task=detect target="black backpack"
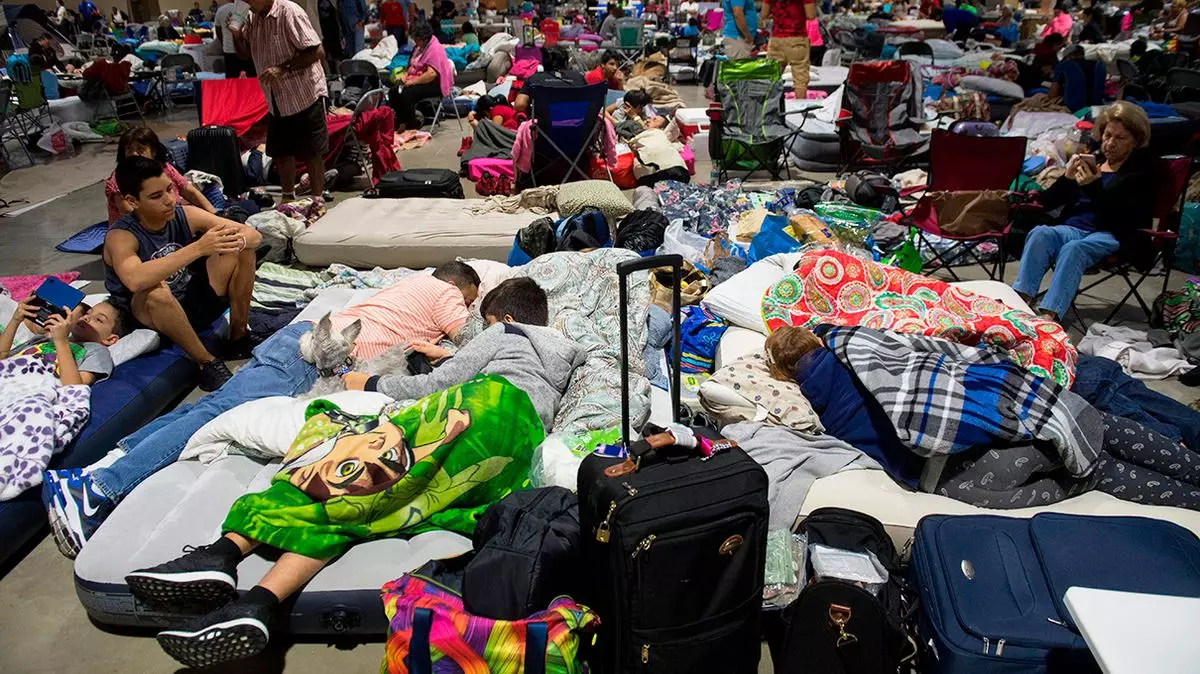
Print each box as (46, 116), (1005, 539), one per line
(845, 171), (900, 214)
(462, 487), (582, 621)
(614, 209), (669, 253)
(777, 508), (916, 674)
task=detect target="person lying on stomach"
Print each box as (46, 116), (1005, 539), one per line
(1, 299), (127, 386)
(343, 276), (585, 430)
(42, 262), (481, 559)
(103, 155), (262, 392)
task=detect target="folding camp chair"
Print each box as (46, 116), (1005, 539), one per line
(709, 58), (801, 181)
(614, 16), (645, 67)
(1070, 155), (1195, 326)
(0, 80), (34, 166)
(837, 60), (929, 174)
(905, 129), (1027, 281)
(668, 36), (698, 83)
(521, 81), (610, 186)
(336, 59), (382, 108)
(332, 88), (386, 188)
(158, 53), (197, 113)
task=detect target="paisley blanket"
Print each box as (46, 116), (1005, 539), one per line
(221, 375), (544, 559)
(761, 250), (1078, 387)
(0, 356), (91, 499)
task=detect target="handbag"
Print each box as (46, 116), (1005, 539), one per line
(381, 572), (599, 674)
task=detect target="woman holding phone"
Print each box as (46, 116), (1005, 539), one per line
(1012, 101), (1155, 322)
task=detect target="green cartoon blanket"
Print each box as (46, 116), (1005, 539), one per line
(222, 375), (544, 559)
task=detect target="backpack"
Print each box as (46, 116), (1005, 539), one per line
(508, 217), (558, 265)
(844, 171), (900, 214)
(776, 508), (917, 674)
(554, 209), (611, 252)
(465, 487), (582, 621)
(381, 572), (598, 674)
(613, 209), (669, 254)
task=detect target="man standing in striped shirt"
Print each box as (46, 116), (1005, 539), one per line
(228, 0), (329, 203)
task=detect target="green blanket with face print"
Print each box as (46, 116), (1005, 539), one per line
(222, 375), (544, 559)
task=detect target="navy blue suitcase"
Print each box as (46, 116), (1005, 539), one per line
(911, 513), (1200, 674)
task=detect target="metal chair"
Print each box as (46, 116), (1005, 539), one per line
(332, 88), (386, 188)
(0, 80), (34, 166)
(158, 53), (198, 112)
(337, 59), (382, 108)
(614, 16), (645, 67)
(419, 91), (463, 135)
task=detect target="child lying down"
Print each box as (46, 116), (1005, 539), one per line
(125, 277), (583, 669)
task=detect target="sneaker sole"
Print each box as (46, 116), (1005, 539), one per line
(44, 475), (83, 559)
(47, 507), (82, 559)
(126, 571), (237, 613)
(157, 617), (269, 669)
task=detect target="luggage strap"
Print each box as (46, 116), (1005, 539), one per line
(410, 607), (548, 673)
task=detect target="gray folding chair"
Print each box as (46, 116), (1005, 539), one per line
(158, 53), (198, 112)
(334, 88), (386, 187)
(419, 91), (463, 135)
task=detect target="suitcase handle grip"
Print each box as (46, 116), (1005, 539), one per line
(616, 254), (682, 449)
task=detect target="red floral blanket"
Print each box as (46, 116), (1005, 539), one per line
(761, 250), (1078, 387)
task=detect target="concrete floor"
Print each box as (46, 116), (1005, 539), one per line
(0, 90), (1195, 673)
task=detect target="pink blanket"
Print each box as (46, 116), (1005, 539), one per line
(1, 272), (81, 301)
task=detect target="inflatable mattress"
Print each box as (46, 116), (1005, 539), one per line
(784, 95), (841, 172)
(0, 346), (196, 567)
(293, 197), (553, 270)
(713, 279), (1200, 549)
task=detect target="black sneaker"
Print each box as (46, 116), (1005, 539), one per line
(157, 598), (273, 669)
(197, 359), (233, 392)
(125, 543), (239, 613)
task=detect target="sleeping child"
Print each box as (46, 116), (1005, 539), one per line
(467, 94), (522, 131)
(766, 324), (1200, 513)
(125, 277), (583, 670)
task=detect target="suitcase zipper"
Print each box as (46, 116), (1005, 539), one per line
(631, 535), (656, 559)
(596, 501), (618, 542)
(641, 643), (650, 664)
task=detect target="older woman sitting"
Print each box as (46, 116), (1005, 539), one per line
(388, 20), (454, 131)
(1012, 101), (1155, 322)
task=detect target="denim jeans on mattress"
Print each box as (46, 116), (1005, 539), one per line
(1071, 355), (1200, 450)
(89, 321), (317, 502)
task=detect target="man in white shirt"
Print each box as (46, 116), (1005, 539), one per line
(214, 0), (256, 77)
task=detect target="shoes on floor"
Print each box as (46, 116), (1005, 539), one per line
(198, 359), (234, 392)
(126, 543), (240, 613)
(157, 598), (273, 669)
(42, 468), (113, 559)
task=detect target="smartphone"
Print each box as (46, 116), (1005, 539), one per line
(1077, 154), (1098, 170)
(29, 277), (85, 328)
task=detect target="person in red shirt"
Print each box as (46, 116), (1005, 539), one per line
(762, 0), (815, 97)
(379, 0), (410, 43)
(585, 49), (625, 90)
(469, 94), (522, 130)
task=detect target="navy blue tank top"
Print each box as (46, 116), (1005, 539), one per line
(104, 206), (195, 308)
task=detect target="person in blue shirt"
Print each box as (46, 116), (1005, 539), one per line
(338, 0), (367, 55)
(78, 0), (98, 30)
(722, 0), (758, 58)
(682, 16), (700, 36)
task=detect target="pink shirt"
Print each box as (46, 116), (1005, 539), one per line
(244, 0), (328, 116)
(1041, 12), (1073, 38)
(329, 274), (470, 360)
(104, 163), (192, 225)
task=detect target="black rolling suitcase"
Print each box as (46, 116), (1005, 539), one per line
(186, 125), (243, 198)
(578, 254), (770, 674)
(367, 168), (464, 199)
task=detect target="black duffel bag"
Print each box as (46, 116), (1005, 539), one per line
(367, 168), (464, 199)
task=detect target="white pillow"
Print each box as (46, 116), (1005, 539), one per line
(958, 75), (1025, 101)
(109, 329), (160, 366)
(700, 252), (804, 334)
(460, 258), (517, 299)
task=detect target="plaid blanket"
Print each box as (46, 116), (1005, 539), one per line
(823, 325), (1103, 477)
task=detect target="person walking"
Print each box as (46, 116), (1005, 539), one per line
(229, 0), (329, 203)
(721, 0), (759, 58)
(763, 0), (814, 97)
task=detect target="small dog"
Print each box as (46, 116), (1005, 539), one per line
(298, 313), (412, 400)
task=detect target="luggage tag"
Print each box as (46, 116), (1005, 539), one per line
(594, 443), (628, 459)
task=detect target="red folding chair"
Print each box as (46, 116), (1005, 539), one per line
(1074, 155), (1195, 325)
(905, 128), (1027, 281)
(837, 60), (930, 174)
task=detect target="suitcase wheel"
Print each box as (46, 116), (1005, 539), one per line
(320, 606), (362, 633)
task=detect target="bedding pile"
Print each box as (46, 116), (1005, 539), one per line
(0, 356), (91, 499)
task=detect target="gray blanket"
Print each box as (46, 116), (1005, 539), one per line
(723, 422), (881, 530)
(461, 119), (517, 169)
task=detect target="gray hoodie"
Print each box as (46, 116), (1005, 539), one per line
(367, 322), (585, 430)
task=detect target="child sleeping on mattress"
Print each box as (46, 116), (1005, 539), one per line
(767, 325), (1200, 514)
(342, 277), (585, 430)
(123, 278), (582, 670)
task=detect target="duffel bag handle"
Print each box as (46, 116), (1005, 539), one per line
(408, 608), (548, 673)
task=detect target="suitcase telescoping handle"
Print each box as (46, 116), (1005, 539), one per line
(616, 254), (682, 450)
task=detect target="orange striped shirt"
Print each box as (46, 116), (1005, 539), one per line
(329, 275), (470, 360)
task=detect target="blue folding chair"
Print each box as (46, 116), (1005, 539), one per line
(522, 81), (611, 187)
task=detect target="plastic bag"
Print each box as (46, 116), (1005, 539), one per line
(883, 226), (923, 274)
(61, 121), (103, 142)
(809, 543), (889, 597)
(764, 531), (808, 608)
(747, 213), (803, 264)
(529, 428), (621, 491)
(658, 221), (712, 266)
(814, 202), (882, 250)
(36, 124), (69, 155)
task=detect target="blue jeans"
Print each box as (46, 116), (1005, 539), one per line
(1011, 224), (1120, 317)
(341, 19), (364, 55)
(90, 322), (317, 502)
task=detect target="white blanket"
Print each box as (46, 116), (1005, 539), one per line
(0, 357), (91, 499)
(1078, 323), (1195, 380)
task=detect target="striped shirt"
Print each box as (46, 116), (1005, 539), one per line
(329, 275), (470, 360)
(244, 0), (327, 117)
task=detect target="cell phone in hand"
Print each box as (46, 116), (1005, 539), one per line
(29, 277), (84, 328)
(1078, 154), (1098, 170)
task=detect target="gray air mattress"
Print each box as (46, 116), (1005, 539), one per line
(74, 454), (471, 636)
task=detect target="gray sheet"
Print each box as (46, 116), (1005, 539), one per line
(723, 422), (882, 530)
(461, 118), (517, 168)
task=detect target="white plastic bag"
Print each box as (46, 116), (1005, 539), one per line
(658, 222), (710, 265)
(61, 121), (103, 142)
(36, 124), (69, 154)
